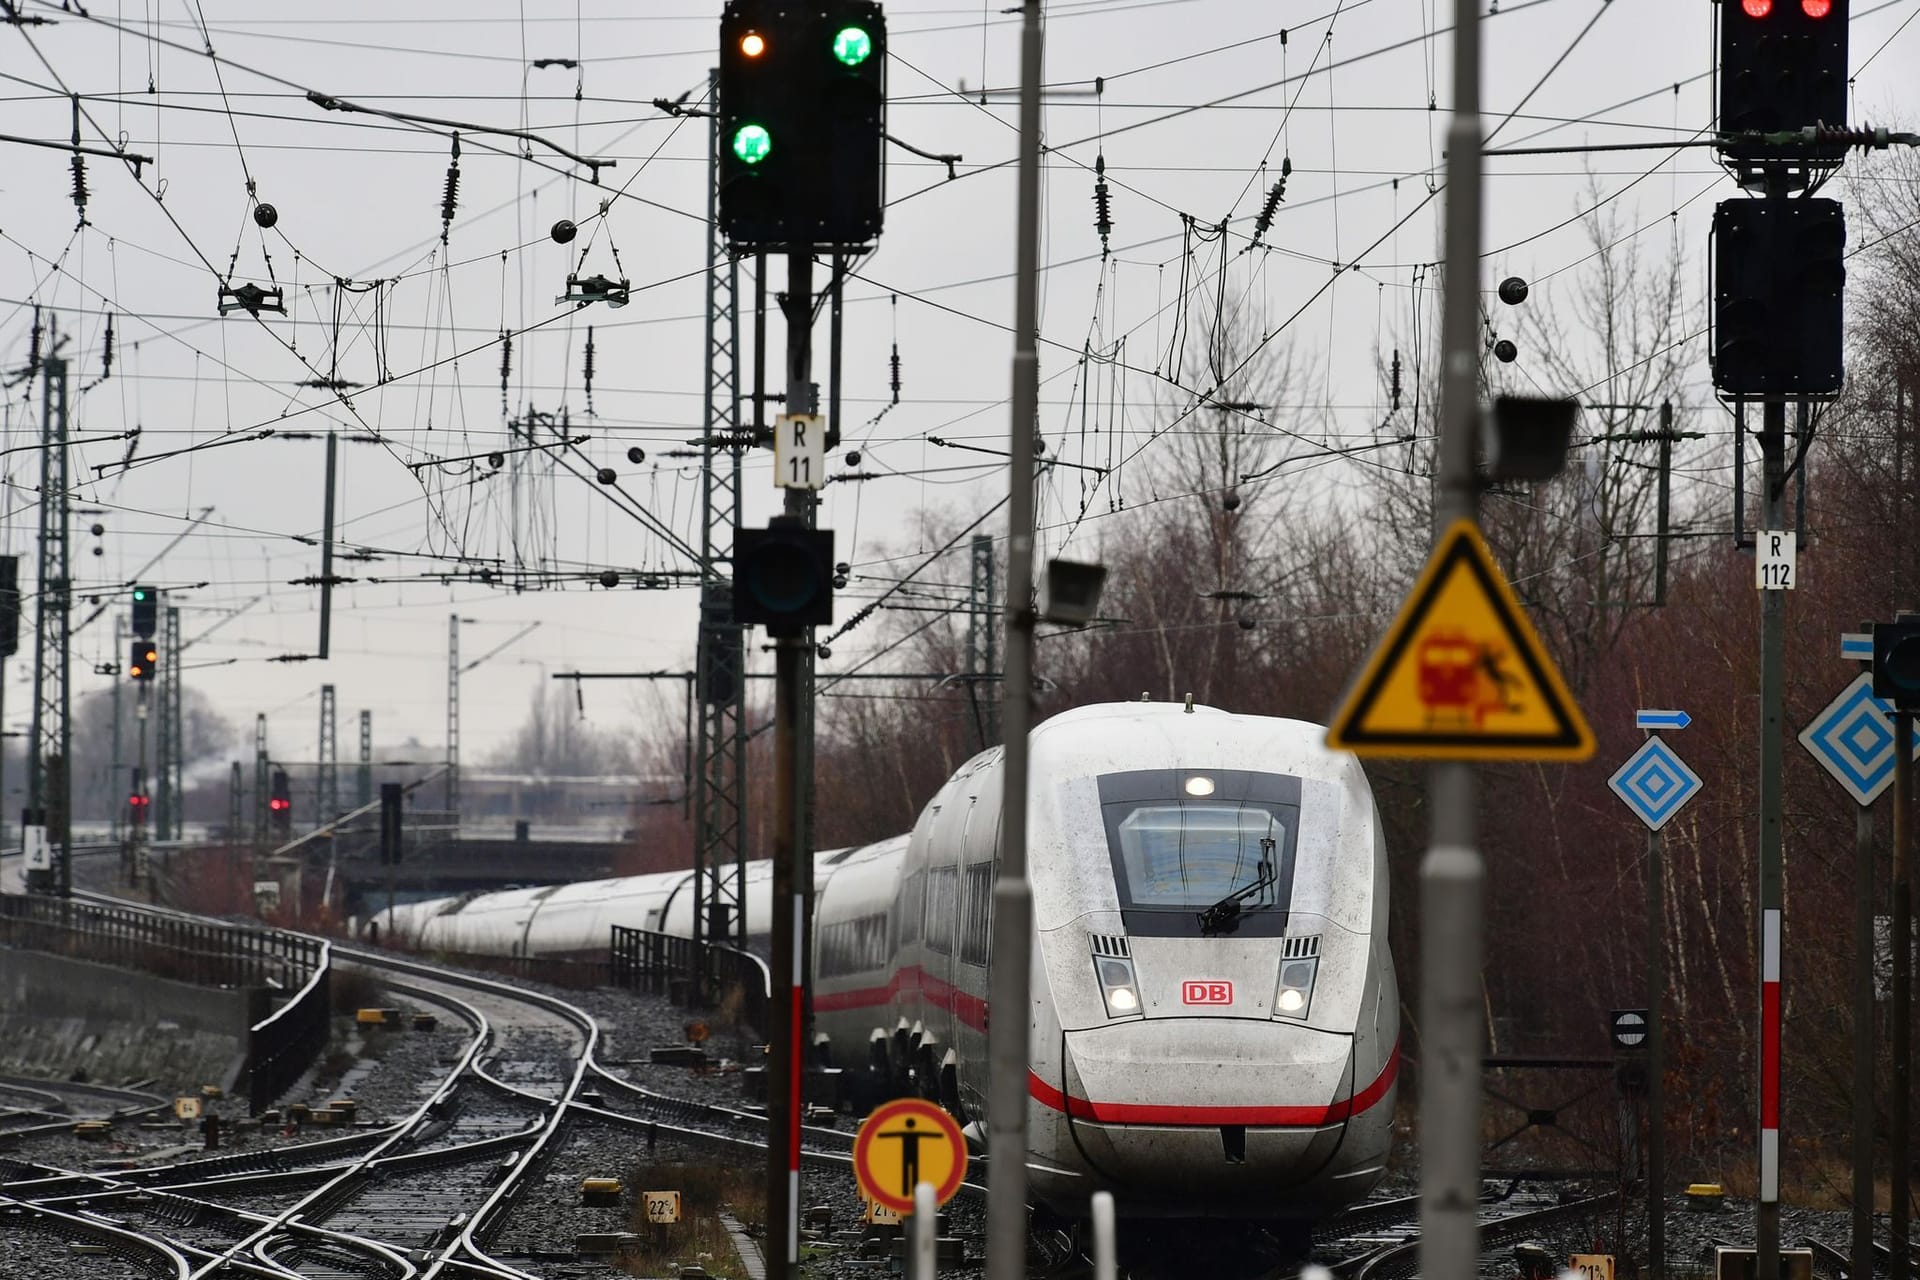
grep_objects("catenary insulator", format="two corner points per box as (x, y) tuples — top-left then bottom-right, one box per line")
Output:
(1092, 153), (1113, 250)
(439, 133), (462, 243)
(499, 332), (512, 412)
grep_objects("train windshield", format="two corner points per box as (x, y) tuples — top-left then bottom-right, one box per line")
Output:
(1096, 769), (1302, 937)
(1112, 806), (1283, 908)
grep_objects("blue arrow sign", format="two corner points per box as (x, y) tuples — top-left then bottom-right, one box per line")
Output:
(1799, 672), (1920, 806)
(1635, 709), (1691, 731)
(1841, 633), (1873, 662)
(1609, 736), (1704, 832)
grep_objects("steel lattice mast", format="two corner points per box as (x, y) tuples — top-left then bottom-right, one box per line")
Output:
(693, 65), (749, 959)
(318, 684), (338, 826)
(446, 614), (460, 826)
(25, 346), (71, 897)
(161, 604), (182, 840)
(253, 713), (269, 855)
(357, 709), (372, 809)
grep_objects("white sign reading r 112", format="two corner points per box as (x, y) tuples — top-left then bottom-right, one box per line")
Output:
(1756, 530), (1796, 591)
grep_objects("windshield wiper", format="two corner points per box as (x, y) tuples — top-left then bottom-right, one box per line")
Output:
(1196, 841), (1276, 936)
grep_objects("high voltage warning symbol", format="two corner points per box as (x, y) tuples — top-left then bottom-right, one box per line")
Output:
(1327, 521), (1594, 762)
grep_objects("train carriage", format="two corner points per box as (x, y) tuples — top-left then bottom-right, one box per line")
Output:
(370, 700), (1396, 1223)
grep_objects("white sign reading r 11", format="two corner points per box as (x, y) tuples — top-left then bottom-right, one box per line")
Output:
(776, 413), (825, 491)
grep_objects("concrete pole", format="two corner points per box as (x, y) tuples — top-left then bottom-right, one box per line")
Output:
(985, 5), (1043, 1280)
(1420, 4), (1485, 1280)
(767, 247), (816, 1280)
(1756, 398), (1788, 1280)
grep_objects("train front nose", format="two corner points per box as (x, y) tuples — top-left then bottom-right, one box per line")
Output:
(1043, 1019), (1372, 1217)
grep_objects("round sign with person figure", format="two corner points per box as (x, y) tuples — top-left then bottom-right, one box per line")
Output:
(853, 1097), (967, 1214)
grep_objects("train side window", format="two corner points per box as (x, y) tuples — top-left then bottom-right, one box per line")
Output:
(926, 866), (958, 955)
(896, 870), (924, 947)
(960, 863), (992, 965)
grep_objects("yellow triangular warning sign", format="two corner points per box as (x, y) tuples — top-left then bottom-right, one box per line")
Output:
(1327, 520), (1595, 761)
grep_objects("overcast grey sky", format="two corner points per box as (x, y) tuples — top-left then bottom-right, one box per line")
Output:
(2, 0), (1915, 773)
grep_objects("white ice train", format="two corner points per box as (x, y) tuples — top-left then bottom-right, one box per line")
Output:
(378, 702), (1398, 1222)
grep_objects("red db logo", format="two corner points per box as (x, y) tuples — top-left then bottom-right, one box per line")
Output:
(1182, 980), (1232, 1005)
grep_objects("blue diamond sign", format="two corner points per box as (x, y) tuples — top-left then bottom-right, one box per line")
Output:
(1609, 735), (1704, 832)
(1799, 672), (1920, 806)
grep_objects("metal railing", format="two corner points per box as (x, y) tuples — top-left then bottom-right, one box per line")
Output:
(610, 924), (769, 1037)
(245, 939), (331, 1113)
(0, 893), (330, 1114)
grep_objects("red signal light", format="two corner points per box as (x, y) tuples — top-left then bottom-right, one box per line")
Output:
(269, 798), (290, 812)
(1800, 0), (1830, 13)
(1742, 0), (1772, 14)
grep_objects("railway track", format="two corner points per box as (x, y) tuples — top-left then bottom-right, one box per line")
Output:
(0, 902), (891, 1278)
(0, 1075), (174, 1151)
(2, 933), (602, 1276)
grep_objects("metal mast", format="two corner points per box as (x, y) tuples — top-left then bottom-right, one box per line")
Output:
(318, 683), (338, 826)
(1421, 4), (1487, 1280)
(253, 713), (269, 854)
(165, 606), (182, 839)
(157, 604), (182, 840)
(693, 64), (749, 957)
(967, 532), (1000, 749)
(111, 613), (125, 844)
(446, 614), (460, 825)
(25, 344), (71, 897)
(357, 709), (372, 809)
(227, 761), (243, 906)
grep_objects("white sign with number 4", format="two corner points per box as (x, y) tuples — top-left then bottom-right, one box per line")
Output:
(776, 413), (825, 491)
(1756, 530), (1796, 591)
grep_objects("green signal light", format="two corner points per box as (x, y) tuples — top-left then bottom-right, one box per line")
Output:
(832, 25), (872, 66)
(732, 124), (772, 165)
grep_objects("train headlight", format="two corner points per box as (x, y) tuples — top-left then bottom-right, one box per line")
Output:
(1273, 957), (1317, 1019)
(1094, 955), (1142, 1018)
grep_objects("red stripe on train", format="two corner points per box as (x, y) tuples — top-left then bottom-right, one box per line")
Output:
(1026, 1042), (1400, 1128)
(813, 965), (988, 1031)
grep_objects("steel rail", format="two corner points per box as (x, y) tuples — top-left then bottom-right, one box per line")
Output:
(0, 1191), (195, 1279)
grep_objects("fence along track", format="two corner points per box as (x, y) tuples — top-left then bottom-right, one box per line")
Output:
(0, 893), (332, 1112)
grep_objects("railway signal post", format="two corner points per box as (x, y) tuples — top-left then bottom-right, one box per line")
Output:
(1711, 7), (1855, 1276)
(720, 6), (885, 1277)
